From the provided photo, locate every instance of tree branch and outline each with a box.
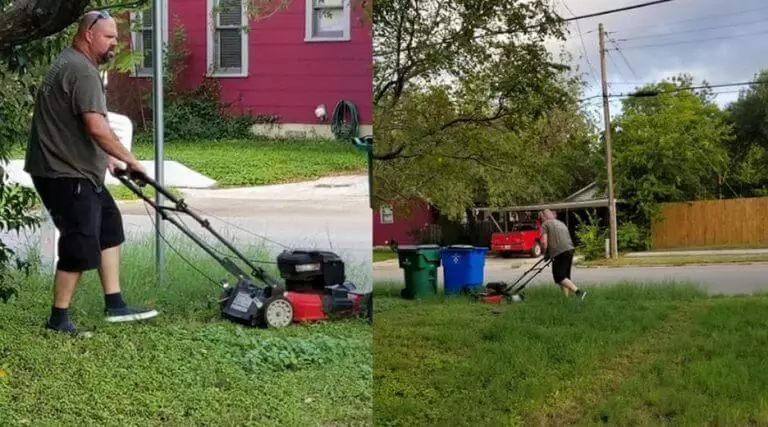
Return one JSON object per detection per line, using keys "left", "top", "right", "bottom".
{"left": 0, "top": 0, "right": 91, "bottom": 51}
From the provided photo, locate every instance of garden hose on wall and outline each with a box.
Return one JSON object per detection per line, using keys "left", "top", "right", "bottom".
{"left": 331, "top": 100, "right": 359, "bottom": 140}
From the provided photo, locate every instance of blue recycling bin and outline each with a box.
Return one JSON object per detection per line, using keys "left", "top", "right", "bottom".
{"left": 440, "top": 245, "right": 489, "bottom": 294}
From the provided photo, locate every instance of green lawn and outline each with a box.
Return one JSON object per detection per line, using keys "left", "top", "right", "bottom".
{"left": 132, "top": 138, "right": 366, "bottom": 186}
{"left": 10, "top": 137, "right": 367, "bottom": 189}
{"left": 0, "top": 236, "right": 371, "bottom": 425}
{"left": 582, "top": 253, "right": 768, "bottom": 267}
{"left": 373, "top": 248, "right": 398, "bottom": 263}
{"left": 372, "top": 282, "right": 768, "bottom": 426}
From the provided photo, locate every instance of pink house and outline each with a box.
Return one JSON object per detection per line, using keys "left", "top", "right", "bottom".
{"left": 106, "top": 0, "right": 372, "bottom": 138}
{"left": 373, "top": 199, "right": 438, "bottom": 246}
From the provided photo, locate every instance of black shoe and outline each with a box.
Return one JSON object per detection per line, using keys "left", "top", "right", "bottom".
{"left": 105, "top": 306, "right": 159, "bottom": 323}
{"left": 45, "top": 321, "right": 93, "bottom": 338}
{"left": 576, "top": 290, "right": 587, "bottom": 300}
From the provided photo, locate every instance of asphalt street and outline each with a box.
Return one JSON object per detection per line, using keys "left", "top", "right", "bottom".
{"left": 2, "top": 175, "right": 374, "bottom": 291}
{"left": 374, "top": 260, "right": 768, "bottom": 296}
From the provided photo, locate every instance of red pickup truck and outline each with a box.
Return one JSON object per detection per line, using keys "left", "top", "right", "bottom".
{"left": 490, "top": 220, "right": 542, "bottom": 258}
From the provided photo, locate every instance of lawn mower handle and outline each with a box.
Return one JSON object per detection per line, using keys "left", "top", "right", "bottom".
{"left": 113, "top": 168, "right": 180, "bottom": 204}
{"left": 112, "top": 167, "right": 283, "bottom": 289}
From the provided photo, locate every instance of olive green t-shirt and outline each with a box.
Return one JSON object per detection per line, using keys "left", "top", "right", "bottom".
{"left": 24, "top": 47, "right": 109, "bottom": 187}
{"left": 541, "top": 218, "right": 575, "bottom": 258}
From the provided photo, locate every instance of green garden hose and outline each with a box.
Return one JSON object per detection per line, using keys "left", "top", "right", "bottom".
{"left": 331, "top": 100, "right": 359, "bottom": 140}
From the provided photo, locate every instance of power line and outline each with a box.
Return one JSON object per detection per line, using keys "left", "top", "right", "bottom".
{"left": 609, "top": 37, "right": 640, "bottom": 81}
{"left": 579, "top": 81, "right": 767, "bottom": 102}
{"left": 615, "top": 16, "right": 768, "bottom": 42}
{"left": 613, "top": 4, "right": 768, "bottom": 34}
{"left": 610, "top": 28, "right": 768, "bottom": 50}
{"left": 562, "top": 0, "right": 675, "bottom": 23}
{"left": 561, "top": 0, "right": 600, "bottom": 89}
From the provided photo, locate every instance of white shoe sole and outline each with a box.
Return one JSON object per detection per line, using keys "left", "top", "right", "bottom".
{"left": 105, "top": 309, "right": 159, "bottom": 323}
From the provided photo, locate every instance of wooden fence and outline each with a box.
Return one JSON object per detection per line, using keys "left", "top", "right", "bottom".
{"left": 651, "top": 196, "right": 768, "bottom": 249}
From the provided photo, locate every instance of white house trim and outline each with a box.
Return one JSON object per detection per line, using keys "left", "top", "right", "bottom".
{"left": 206, "top": 0, "right": 249, "bottom": 78}
{"left": 129, "top": 0, "right": 169, "bottom": 78}
{"left": 305, "top": 0, "right": 351, "bottom": 42}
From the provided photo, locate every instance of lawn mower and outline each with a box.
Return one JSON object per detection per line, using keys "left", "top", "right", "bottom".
{"left": 114, "top": 169, "right": 372, "bottom": 328}
{"left": 471, "top": 256, "right": 552, "bottom": 304}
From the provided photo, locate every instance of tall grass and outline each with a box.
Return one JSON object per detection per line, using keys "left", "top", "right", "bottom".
{"left": 0, "top": 236, "right": 372, "bottom": 426}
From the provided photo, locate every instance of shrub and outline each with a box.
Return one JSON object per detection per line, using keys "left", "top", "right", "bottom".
{"left": 617, "top": 221, "right": 649, "bottom": 252}
{"left": 574, "top": 210, "right": 606, "bottom": 261}
{"left": 134, "top": 22, "right": 279, "bottom": 142}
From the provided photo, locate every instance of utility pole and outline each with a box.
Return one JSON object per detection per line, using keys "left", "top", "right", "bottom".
{"left": 599, "top": 23, "right": 619, "bottom": 259}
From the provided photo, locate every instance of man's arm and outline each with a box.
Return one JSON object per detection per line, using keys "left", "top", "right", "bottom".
{"left": 539, "top": 223, "right": 549, "bottom": 255}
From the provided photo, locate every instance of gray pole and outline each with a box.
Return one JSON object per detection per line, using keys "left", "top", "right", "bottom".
{"left": 598, "top": 23, "right": 618, "bottom": 259}
{"left": 152, "top": 0, "right": 165, "bottom": 282}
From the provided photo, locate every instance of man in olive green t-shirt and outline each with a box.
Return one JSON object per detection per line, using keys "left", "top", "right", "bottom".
{"left": 24, "top": 11, "right": 157, "bottom": 336}
{"left": 539, "top": 209, "right": 586, "bottom": 299}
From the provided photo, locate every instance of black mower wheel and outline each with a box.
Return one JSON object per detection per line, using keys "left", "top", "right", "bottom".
{"left": 260, "top": 296, "right": 294, "bottom": 328}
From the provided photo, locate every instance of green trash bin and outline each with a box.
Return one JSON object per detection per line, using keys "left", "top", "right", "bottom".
{"left": 396, "top": 244, "right": 442, "bottom": 299}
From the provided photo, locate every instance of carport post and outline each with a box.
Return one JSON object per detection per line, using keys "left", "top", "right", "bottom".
{"left": 152, "top": 0, "right": 165, "bottom": 283}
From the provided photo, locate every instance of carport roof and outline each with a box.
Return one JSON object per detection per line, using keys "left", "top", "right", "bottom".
{"left": 473, "top": 182, "right": 623, "bottom": 213}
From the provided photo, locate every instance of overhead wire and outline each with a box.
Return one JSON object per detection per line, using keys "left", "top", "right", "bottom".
{"left": 560, "top": 0, "right": 600, "bottom": 89}
{"left": 612, "top": 4, "right": 768, "bottom": 34}
{"left": 612, "top": 28, "right": 768, "bottom": 50}
{"left": 579, "top": 81, "right": 767, "bottom": 102}
{"left": 614, "top": 16, "right": 768, "bottom": 42}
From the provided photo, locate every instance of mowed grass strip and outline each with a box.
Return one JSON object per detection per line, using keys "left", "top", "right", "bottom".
{"left": 0, "top": 235, "right": 371, "bottom": 426}
{"left": 132, "top": 138, "right": 367, "bottom": 186}
{"left": 372, "top": 283, "right": 710, "bottom": 426}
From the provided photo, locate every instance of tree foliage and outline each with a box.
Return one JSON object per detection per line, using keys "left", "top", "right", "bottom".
{"left": 723, "top": 69, "right": 768, "bottom": 197}
{"left": 372, "top": 0, "right": 596, "bottom": 218}
{"left": 595, "top": 74, "right": 732, "bottom": 235}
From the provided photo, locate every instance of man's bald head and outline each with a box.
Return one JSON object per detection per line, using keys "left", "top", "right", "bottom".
{"left": 73, "top": 10, "right": 118, "bottom": 65}
{"left": 541, "top": 209, "right": 556, "bottom": 220}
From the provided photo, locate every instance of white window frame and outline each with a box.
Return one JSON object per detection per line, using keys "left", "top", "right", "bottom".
{"left": 380, "top": 205, "right": 394, "bottom": 224}
{"left": 129, "top": 1, "right": 169, "bottom": 78}
{"left": 305, "top": 0, "right": 351, "bottom": 42}
{"left": 207, "top": 0, "right": 249, "bottom": 78}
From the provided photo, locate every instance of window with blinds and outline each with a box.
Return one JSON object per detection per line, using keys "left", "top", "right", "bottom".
{"left": 130, "top": 7, "right": 159, "bottom": 76}
{"left": 306, "top": 0, "right": 350, "bottom": 41}
{"left": 211, "top": 0, "right": 246, "bottom": 75}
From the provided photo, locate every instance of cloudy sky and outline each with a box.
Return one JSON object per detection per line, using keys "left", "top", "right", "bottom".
{"left": 546, "top": 0, "right": 768, "bottom": 119}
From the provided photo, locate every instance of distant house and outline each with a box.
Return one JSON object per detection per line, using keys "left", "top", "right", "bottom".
{"left": 106, "top": 0, "right": 372, "bottom": 139}
{"left": 375, "top": 182, "right": 618, "bottom": 247}
{"left": 373, "top": 199, "right": 438, "bottom": 246}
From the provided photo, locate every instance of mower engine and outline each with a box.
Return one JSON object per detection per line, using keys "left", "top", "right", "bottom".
{"left": 277, "top": 249, "right": 345, "bottom": 291}
{"left": 219, "top": 249, "right": 372, "bottom": 328}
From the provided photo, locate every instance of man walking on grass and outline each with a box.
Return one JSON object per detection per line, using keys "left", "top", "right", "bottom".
{"left": 24, "top": 11, "right": 158, "bottom": 336}
{"left": 539, "top": 209, "right": 586, "bottom": 299}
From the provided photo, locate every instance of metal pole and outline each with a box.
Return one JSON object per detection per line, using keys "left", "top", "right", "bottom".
{"left": 152, "top": 0, "right": 165, "bottom": 282}
{"left": 599, "top": 23, "right": 618, "bottom": 259}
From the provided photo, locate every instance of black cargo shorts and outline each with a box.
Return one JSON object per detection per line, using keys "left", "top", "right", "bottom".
{"left": 551, "top": 249, "right": 574, "bottom": 284}
{"left": 32, "top": 176, "right": 125, "bottom": 272}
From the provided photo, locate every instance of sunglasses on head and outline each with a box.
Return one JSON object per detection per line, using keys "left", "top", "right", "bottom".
{"left": 87, "top": 10, "right": 111, "bottom": 30}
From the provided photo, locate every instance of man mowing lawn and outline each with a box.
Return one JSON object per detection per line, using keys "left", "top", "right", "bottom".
{"left": 23, "top": 11, "right": 158, "bottom": 336}
{"left": 539, "top": 209, "right": 586, "bottom": 299}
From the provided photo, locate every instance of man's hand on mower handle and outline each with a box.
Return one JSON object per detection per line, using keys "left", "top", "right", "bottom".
{"left": 111, "top": 160, "right": 148, "bottom": 185}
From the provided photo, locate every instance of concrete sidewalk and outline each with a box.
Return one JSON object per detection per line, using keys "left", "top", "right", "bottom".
{"left": 626, "top": 248, "right": 768, "bottom": 257}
